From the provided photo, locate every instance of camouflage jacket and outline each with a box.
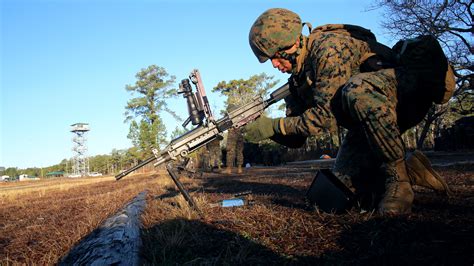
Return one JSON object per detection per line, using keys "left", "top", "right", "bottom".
{"left": 282, "top": 24, "right": 388, "bottom": 136}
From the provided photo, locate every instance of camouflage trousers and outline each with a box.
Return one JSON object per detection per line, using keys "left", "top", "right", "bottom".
{"left": 226, "top": 128, "right": 244, "bottom": 167}
{"left": 332, "top": 68, "right": 432, "bottom": 188}
{"left": 207, "top": 138, "right": 222, "bottom": 168}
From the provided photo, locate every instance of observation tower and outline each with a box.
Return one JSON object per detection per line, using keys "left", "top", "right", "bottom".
{"left": 70, "top": 123, "right": 90, "bottom": 176}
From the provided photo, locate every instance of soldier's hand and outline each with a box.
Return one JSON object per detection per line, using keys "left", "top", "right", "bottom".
{"left": 243, "top": 116, "right": 283, "bottom": 142}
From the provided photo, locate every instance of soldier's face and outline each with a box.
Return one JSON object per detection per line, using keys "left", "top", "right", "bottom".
{"left": 270, "top": 40, "right": 299, "bottom": 74}
{"left": 271, "top": 57, "right": 293, "bottom": 73}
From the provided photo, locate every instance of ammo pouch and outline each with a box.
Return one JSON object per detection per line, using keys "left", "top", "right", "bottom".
{"left": 392, "top": 35, "right": 455, "bottom": 104}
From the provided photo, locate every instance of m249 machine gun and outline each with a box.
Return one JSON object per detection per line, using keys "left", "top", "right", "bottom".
{"left": 116, "top": 69, "right": 289, "bottom": 215}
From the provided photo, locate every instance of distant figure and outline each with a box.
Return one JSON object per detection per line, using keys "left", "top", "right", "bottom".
{"left": 197, "top": 146, "right": 210, "bottom": 171}
{"left": 225, "top": 127, "right": 244, "bottom": 174}
{"left": 320, "top": 154, "right": 331, "bottom": 159}
{"left": 207, "top": 137, "right": 222, "bottom": 171}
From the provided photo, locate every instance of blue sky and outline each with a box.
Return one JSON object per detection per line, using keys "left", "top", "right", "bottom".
{"left": 1, "top": 0, "right": 389, "bottom": 169}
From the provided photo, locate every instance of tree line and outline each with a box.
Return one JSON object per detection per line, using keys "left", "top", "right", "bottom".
{"left": 1, "top": 150, "right": 136, "bottom": 178}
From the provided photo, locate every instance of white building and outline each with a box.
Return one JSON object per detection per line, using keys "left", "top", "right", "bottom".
{"left": 19, "top": 174, "right": 39, "bottom": 181}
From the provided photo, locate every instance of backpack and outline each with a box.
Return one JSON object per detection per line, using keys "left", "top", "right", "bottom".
{"left": 392, "top": 35, "right": 455, "bottom": 104}
{"left": 309, "top": 24, "right": 396, "bottom": 69}
{"left": 309, "top": 25, "right": 455, "bottom": 104}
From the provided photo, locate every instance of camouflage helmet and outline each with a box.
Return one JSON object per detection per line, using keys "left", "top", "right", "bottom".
{"left": 249, "top": 8, "right": 302, "bottom": 63}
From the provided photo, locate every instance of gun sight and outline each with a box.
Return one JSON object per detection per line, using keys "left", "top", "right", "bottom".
{"left": 179, "top": 79, "right": 204, "bottom": 127}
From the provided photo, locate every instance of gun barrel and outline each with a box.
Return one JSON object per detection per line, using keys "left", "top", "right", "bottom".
{"left": 115, "top": 156, "right": 156, "bottom": 180}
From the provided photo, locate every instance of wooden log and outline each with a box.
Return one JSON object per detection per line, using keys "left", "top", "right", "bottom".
{"left": 59, "top": 191, "right": 147, "bottom": 266}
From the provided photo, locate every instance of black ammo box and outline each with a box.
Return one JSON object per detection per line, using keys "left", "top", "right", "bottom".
{"left": 306, "top": 169, "right": 355, "bottom": 213}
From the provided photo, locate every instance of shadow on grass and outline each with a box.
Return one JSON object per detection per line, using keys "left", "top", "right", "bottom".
{"left": 140, "top": 218, "right": 308, "bottom": 265}
{"left": 320, "top": 216, "right": 474, "bottom": 265}
{"left": 144, "top": 165, "right": 474, "bottom": 265}
{"left": 141, "top": 190, "right": 474, "bottom": 265}
{"left": 154, "top": 188, "right": 180, "bottom": 200}
{"left": 202, "top": 178, "right": 309, "bottom": 209}
{"left": 202, "top": 177, "right": 304, "bottom": 197}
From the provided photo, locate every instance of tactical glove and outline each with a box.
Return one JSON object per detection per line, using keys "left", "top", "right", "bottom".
{"left": 244, "top": 116, "right": 284, "bottom": 142}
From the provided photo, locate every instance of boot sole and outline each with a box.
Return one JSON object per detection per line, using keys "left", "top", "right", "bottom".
{"left": 411, "top": 150, "right": 452, "bottom": 195}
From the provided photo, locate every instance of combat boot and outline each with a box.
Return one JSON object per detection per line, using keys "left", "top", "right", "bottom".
{"left": 406, "top": 150, "right": 452, "bottom": 196}
{"left": 237, "top": 166, "right": 243, "bottom": 174}
{"left": 378, "top": 159, "right": 414, "bottom": 216}
{"left": 223, "top": 167, "right": 232, "bottom": 174}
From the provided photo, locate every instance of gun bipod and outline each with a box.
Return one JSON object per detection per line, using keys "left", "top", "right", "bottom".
{"left": 165, "top": 163, "right": 204, "bottom": 218}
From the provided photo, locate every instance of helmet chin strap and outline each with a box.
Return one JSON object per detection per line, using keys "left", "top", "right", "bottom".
{"left": 277, "top": 34, "right": 303, "bottom": 73}
{"left": 274, "top": 23, "right": 311, "bottom": 73}
{"left": 291, "top": 23, "right": 312, "bottom": 74}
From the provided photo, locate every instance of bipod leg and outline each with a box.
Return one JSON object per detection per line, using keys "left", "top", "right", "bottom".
{"left": 166, "top": 163, "right": 203, "bottom": 217}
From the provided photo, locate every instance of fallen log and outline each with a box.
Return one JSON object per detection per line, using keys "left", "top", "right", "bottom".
{"left": 59, "top": 191, "right": 147, "bottom": 266}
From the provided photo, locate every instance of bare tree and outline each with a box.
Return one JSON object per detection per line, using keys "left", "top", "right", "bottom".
{"left": 372, "top": 0, "right": 473, "bottom": 148}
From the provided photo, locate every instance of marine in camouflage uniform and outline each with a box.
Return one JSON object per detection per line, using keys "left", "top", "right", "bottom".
{"left": 197, "top": 145, "right": 210, "bottom": 171}
{"left": 225, "top": 127, "right": 244, "bottom": 174}
{"left": 246, "top": 8, "right": 451, "bottom": 215}
{"left": 206, "top": 138, "right": 222, "bottom": 170}
{"left": 223, "top": 100, "right": 248, "bottom": 174}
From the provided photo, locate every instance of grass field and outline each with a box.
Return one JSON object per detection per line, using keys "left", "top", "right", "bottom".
{"left": 0, "top": 172, "right": 167, "bottom": 265}
{"left": 1, "top": 161, "right": 473, "bottom": 265}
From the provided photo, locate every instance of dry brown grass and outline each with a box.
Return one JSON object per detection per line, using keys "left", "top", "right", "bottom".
{"left": 140, "top": 164, "right": 474, "bottom": 265}
{"left": 0, "top": 172, "right": 169, "bottom": 265}
{"left": 1, "top": 157, "right": 473, "bottom": 265}
{"left": 0, "top": 176, "right": 114, "bottom": 203}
